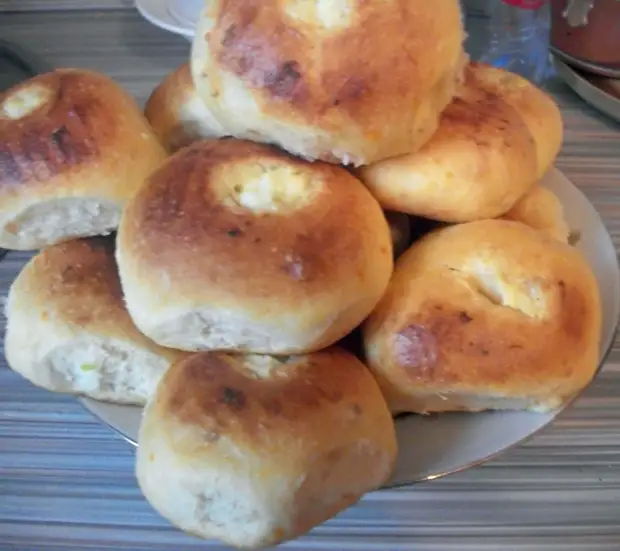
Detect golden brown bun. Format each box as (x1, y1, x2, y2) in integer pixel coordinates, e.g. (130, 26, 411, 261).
(363, 220, 601, 415)
(190, 0, 466, 166)
(116, 139, 393, 354)
(136, 347, 397, 549)
(500, 184, 570, 243)
(144, 64, 226, 153)
(0, 69, 167, 250)
(357, 63, 564, 222)
(4, 237, 188, 405)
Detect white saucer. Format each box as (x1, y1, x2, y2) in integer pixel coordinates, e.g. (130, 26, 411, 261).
(135, 0, 198, 40)
(167, 0, 203, 28)
(80, 167, 620, 487)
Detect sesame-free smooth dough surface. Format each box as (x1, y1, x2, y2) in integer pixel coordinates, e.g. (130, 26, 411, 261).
(363, 219, 602, 415)
(500, 184, 570, 243)
(136, 348, 397, 549)
(0, 69, 167, 250)
(357, 63, 564, 222)
(116, 139, 393, 354)
(190, 0, 467, 165)
(145, 63, 226, 153)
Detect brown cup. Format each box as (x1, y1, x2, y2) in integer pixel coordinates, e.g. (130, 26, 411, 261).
(550, 0, 620, 69)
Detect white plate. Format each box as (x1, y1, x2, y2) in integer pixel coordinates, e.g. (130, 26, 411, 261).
(134, 0, 198, 40)
(81, 168, 620, 486)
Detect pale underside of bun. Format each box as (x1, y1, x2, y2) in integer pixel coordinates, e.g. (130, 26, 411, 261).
(363, 220, 602, 415)
(137, 304, 359, 355)
(0, 68, 167, 250)
(3, 237, 185, 405)
(4, 334, 171, 406)
(190, 0, 467, 165)
(356, 63, 564, 222)
(136, 349, 397, 549)
(0, 197, 121, 251)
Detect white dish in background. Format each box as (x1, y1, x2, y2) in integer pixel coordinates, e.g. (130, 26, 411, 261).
(80, 167, 620, 487)
(167, 0, 203, 28)
(135, 0, 199, 40)
(553, 56, 620, 125)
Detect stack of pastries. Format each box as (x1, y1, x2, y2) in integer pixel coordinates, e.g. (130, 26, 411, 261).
(0, 0, 603, 548)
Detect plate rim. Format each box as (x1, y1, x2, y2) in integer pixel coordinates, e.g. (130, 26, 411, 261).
(549, 45, 620, 80)
(134, 0, 195, 38)
(79, 166, 620, 487)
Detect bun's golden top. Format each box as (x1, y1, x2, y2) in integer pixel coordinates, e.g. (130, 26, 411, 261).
(154, 348, 389, 454)
(8, 236, 182, 364)
(20, 237, 123, 331)
(0, 69, 164, 197)
(357, 63, 563, 222)
(119, 138, 386, 295)
(364, 220, 601, 413)
(191, 0, 466, 165)
(145, 64, 224, 153)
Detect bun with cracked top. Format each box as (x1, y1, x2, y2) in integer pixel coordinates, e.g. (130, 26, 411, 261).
(0, 68, 166, 250)
(116, 138, 393, 354)
(363, 219, 602, 415)
(136, 347, 397, 549)
(190, 0, 467, 166)
(357, 63, 563, 222)
(145, 63, 225, 153)
(4, 236, 188, 405)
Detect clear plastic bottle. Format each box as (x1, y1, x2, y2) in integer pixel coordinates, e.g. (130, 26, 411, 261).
(478, 0, 551, 85)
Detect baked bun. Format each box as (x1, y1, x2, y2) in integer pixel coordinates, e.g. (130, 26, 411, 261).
(363, 220, 602, 415)
(500, 184, 570, 243)
(145, 64, 226, 153)
(357, 63, 564, 222)
(116, 139, 393, 354)
(0, 69, 166, 250)
(4, 236, 187, 405)
(190, 0, 466, 166)
(136, 348, 397, 549)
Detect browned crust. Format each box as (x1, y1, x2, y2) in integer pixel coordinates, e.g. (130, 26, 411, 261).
(0, 68, 166, 204)
(196, 0, 465, 153)
(0, 70, 104, 191)
(356, 63, 563, 222)
(118, 138, 391, 301)
(153, 347, 381, 452)
(144, 64, 197, 152)
(12, 236, 183, 362)
(363, 220, 601, 396)
(19, 236, 125, 329)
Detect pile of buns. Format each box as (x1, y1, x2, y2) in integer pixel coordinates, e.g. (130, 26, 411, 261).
(1, 0, 603, 548)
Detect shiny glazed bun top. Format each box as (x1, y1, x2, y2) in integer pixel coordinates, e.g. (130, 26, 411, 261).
(191, 0, 467, 166)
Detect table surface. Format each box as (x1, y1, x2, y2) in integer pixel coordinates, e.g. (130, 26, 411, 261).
(1, 5, 620, 551)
